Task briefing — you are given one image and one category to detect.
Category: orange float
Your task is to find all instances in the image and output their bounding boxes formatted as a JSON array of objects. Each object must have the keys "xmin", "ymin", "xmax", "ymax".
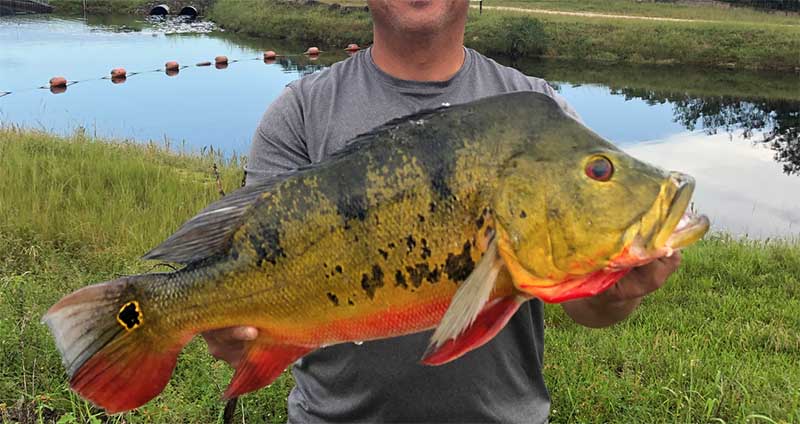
[
  {"xmin": 110, "ymin": 68, "xmax": 127, "ymax": 78},
  {"xmin": 215, "ymin": 56, "xmax": 228, "ymax": 65},
  {"xmin": 345, "ymin": 43, "xmax": 360, "ymax": 52},
  {"xmin": 49, "ymin": 76, "xmax": 67, "ymax": 88},
  {"xmin": 264, "ymin": 50, "xmax": 277, "ymax": 60},
  {"xmin": 165, "ymin": 61, "xmax": 180, "ymax": 71}
]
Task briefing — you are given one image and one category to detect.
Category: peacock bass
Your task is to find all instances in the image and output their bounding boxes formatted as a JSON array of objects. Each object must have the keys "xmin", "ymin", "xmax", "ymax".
[{"xmin": 43, "ymin": 91, "xmax": 710, "ymax": 413}]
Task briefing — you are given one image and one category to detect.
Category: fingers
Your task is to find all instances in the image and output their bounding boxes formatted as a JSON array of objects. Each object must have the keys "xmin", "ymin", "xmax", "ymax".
[
  {"xmin": 230, "ymin": 326, "xmax": 259, "ymax": 341},
  {"xmin": 202, "ymin": 326, "xmax": 259, "ymax": 368},
  {"xmin": 613, "ymin": 252, "xmax": 683, "ymax": 301}
]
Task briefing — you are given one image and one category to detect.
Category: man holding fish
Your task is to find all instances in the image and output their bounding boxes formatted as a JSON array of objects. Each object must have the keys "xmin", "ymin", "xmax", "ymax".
[
  {"xmin": 204, "ymin": 1, "xmax": 684, "ymax": 422},
  {"xmin": 45, "ymin": 0, "xmax": 709, "ymax": 418}
]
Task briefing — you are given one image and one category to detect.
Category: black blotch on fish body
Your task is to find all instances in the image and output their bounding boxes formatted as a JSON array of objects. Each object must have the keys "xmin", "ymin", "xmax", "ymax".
[
  {"xmin": 428, "ymin": 266, "xmax": 441, "ymax": 284},
  {"xmin": 249, "ymin": 228, "xmax": 286, "ymax": 266},
  {"xmin": 315, "ymin": 155, "xmax": 370, "ymax": 223},
  {"xmin": 420, "ymin": 239, "xmax": 432, "ymax": 259},
  {"xmin": 405, "ymin": 263, "xmax": 432, "ymax": 288},
  {"xmin": 475, "ymin": 214, "xmax": 485, "ymax": 230},
  {"xmin": 378, "ymin": 249, "xmax": 389, "ymax": 260},
  {"xmin": 326, "ymin": 292, "xmax": 340, "ymax": 306},
  {"xmin": 118, "ymin": 302, "xmax": 141, "ymax": 330},
  {"xmin": 445, "ymin": 241, "xmax": 475, "ymax": 283},
  {"xmin": 361, "ymin": 265, "xmax": 385, "ymax": 299},
  {"xmin": 406, "ymin": 235, "xmax": 416, "ymax": 254},
  {"xmin": 520, "ymin": 210, "xmax": 528, "ymax": 219},
  {"xmin": 348, "ymin": 298, "xmax": 355, "ymax": 306},
  {"xmin": 335, "ymin": 265, "xmax": 343, "ymax": 273},
  {"xmin": 418, "ymin": 214, "xmax": 425, "ymax": 223},
  {"xmin": 395, "ymin": 270, "xmax": 408, "ymax": 289}
]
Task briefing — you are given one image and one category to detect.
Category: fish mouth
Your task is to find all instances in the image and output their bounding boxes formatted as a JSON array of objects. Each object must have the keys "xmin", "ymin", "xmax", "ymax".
[{"xmin": 609, "ymin": 172, "xmax": 710, "ymax": 269}]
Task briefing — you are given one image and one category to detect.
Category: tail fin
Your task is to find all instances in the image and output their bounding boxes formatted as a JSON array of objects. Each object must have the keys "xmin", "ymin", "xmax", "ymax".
[{"xmin": 42, "ymin": 274, "xmax": 187, "ymax": 414}]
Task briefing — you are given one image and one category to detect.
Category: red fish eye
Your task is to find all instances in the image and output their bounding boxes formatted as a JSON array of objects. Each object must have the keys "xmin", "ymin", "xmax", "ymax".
[{"xmin": 585, "ymin": 156, "xmax": 614, "ymax": 182}]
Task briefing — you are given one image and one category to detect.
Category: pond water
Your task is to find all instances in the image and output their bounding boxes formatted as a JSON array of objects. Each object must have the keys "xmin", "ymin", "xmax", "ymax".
[{"xmin": 1, "ymin": 14, "xmax": 799, "ymax": 239}]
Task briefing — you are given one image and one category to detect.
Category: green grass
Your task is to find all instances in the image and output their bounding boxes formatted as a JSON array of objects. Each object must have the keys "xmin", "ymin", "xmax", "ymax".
[
  {"xmin": 48, "ymin": 0, "xmax": 150, "ymax": 15},
  {"xmin": 484, "ymin": 0, "xmax": 800, "ymax": 26},
  {"xmin": 1, "ymin": 129, "xmax": 798, "ymax": 422},
  {"xmin": 207, "ymin": 0, "xmax": 800, "ymax": 71}
]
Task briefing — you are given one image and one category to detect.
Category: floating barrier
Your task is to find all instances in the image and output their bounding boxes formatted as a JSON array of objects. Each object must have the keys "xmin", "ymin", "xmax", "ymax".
[
  {"xmin": 149, "ymin": 4, "xmax": 169, "ymax": 16},
  {"xmin": 345, "ymin": 44, "xmax": 360, "ymax": 52},
  {"xmin": 49, "ymin": 76, "xmax": 67, "ymax": 88},
  {"xmin": 1, "ymin": 48, "xmax": 332, "ymax": 98}
]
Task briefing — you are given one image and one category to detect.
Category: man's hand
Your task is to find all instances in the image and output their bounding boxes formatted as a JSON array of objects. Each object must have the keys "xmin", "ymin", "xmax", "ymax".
[
  {"xmin": 562, "ymin": 252, "xmax": 682, "ymax": 328},
  {"xmin": 202, "ymin": 326, "xmax": 259, "ymax": 368}
]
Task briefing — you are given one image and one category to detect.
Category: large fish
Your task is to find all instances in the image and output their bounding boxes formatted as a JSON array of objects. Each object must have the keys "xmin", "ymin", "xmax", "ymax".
[{"xmin": 43, "ymin": 91, "xmax": 709, "ymax": 413}]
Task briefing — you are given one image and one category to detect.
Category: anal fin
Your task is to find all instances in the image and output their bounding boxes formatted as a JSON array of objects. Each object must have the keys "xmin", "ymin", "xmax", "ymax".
[
  {"xmin": 421, "ymin": 295, "xmax": 525, "ymax": 366},
  {"xmin": 223, "ymin": 335, "xmax": 312, "ymax": 399}
]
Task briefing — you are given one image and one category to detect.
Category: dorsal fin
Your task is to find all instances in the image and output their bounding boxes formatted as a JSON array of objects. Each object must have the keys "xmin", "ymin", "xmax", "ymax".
[{"xmin": 142, "ymin": 176, "xmax": 282, "ymax": 264}]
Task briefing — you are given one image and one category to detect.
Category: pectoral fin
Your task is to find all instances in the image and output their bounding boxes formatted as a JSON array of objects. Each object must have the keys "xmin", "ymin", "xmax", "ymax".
[
  {"xmin": 423, "ymin": 239, "xmax": 522, "ymax": 365},
  {"xmin": 422, "ymin": 295, "xmax": 525, "ymax": 366}
]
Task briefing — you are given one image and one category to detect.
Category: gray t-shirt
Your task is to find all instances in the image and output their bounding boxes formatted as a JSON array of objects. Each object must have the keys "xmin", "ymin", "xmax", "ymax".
[{"xmin": 247, "ymin": 47, "xmax": 577, "ymax": 423}]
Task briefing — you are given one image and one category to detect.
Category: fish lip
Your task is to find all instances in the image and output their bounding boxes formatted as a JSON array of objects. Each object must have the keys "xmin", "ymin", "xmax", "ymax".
[{"xmin": 610, "ymin": 172, "xmax": 710, "ymax": 269}]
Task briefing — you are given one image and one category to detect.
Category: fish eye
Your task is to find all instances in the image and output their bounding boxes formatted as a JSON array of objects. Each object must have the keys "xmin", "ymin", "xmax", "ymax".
[{"xmin": 585, "ymin": 156, "xmax": 614, "ymax": 182}]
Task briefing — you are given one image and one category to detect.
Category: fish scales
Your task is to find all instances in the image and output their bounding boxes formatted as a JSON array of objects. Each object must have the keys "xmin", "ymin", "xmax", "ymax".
[
  {"xmin": 147, "ymin": 99, "xmax": 522, "ymax": 344},
  {"xmin": 43, "ymin": 91, "xmax": 710, "ymax": 413}
]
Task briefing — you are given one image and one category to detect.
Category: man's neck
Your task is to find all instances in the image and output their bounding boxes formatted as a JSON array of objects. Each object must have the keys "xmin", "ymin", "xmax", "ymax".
[{"xmin": 370, "ymin": 30, "xmax": 466, "ymax": 82}]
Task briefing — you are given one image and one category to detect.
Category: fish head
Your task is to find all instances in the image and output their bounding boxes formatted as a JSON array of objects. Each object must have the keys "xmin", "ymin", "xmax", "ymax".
[{"xmin": 492, "ymin": 121, "xmax": 709, "ymax": 303}]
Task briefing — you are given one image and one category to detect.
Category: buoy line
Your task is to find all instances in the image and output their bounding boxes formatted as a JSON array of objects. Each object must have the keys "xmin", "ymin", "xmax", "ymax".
[{"xmin": 0, "ymin": 44, "xmax": 363, "ymax": 97}]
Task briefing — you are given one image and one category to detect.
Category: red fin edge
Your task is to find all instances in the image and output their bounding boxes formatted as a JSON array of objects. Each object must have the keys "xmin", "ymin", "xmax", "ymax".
[
  {"xmin": 538, "ymin": 268, "xmax": 630, "ymax": 303},
  {"xmin": 71, "ymin": 339, "xmax": 183, "ymax": 414},
  {"xmin": 421, "ymin": 296, "xmax": 524, "ymax": 366},
  {"xmin": 223, "ymin": 338, "xmax": 312, "ymax": 399}
]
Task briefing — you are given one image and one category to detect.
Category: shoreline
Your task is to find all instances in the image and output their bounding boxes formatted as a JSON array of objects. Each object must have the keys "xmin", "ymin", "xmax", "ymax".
[{"xmin": 42, "ymin": 0, "xmax": 800, "ymax": 72}]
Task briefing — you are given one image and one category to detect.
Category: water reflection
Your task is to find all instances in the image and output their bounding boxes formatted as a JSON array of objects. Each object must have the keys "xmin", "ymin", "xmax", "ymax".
[
  {"xmin": 625, "ymin": 131, "xmax": 800, "ymax": 238},
  {"xmin": 615, "ymin": 88, "xmax": 800, "ymax": 176},
  {"xmin": 1, "ymin": 15, "xmax": 798, "ymax": 237},
  {"xmin": 511, "ymin": 59, "xmax": 800, "ymax": 178}
]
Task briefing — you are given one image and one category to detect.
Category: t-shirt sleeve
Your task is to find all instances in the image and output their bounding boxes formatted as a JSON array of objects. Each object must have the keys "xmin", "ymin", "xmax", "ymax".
[
  {"xmin": 245, "ymin": 86, "xmax": 311, "ymax": 185},
  {"xmin": 526, "ymin": 76, "xmax": 583, "ymax": 123}
]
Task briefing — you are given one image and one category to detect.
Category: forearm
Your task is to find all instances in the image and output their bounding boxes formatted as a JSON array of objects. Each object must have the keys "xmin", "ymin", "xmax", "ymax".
[{"xmin": 561, "ymin": 293, "xmax": 641, "ymax": 329}]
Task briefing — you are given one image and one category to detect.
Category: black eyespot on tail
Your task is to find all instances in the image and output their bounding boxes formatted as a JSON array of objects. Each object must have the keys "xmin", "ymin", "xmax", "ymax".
[{"xmin": 117, "ymin": 301, "xmax": 143, "ymax": 331}]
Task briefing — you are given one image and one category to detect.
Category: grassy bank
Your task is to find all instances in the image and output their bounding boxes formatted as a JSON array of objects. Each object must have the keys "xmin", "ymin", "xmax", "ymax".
[
  {"xmin": 206, "ymin": 0, "xmax": 800, "ymax": 72},
  {"xmin": 48, "ymin": 0, "xmax": 150, "ymax": 15},
  {"xmin": 1, "ymin": 129, "xmax": 798, "ymax": 422}
]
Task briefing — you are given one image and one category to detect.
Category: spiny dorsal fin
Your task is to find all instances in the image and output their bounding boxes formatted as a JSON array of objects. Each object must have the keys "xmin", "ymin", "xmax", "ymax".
[{"xmin": 143, "ymin": 176, "xmax": 282, "ymax": 264}]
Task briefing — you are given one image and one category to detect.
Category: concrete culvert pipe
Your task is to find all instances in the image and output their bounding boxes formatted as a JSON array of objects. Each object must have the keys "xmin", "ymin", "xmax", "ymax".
[
  {"xmin": 149, "ymin": 4, "xmax": 169, "ymax": 15},
  {"xmin": 178, "ymin": 6, "xmax": 198, "ymax": 18}
]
